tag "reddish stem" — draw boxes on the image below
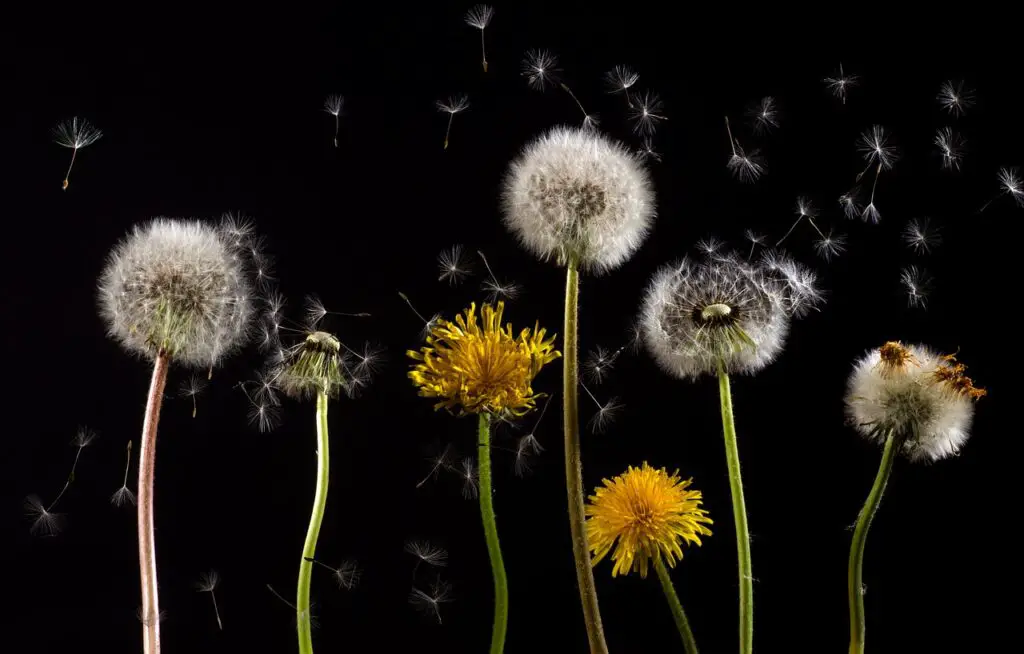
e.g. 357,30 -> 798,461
139,351 -> 169,653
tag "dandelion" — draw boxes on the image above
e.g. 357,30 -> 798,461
405,540 -> 449,575
266,584 -> 320,631
110,440 -> 136,508
979,166 -> 1024,212
744,229 -> 766,259
408,301 -> 559,653
522,50 -> 598,130
724,116 -> 765,183
437,94 -> 470,150
464,5 -> 494,72
459,457 -> 479,499
844,342 -> 985,653
397,291 -> 442,342
52,116 -> 103,190
813,230 -> 847,262
409,579 -> 453,624
437,244 -> 472,285
304,556 -> 362,590
584,345 -> 626,384
502,124 -> 655,653
934,127 -> 965,171
855,125 -> 899,223
324,94 -> 344,147
98,216 -> 257,654
580,380 -> 622,434
476,251 -> 521,304
629,90 -> 668,136
641,249 -> 822,654
605,64 -> 639,108
900,266 -> 933,309
776,196 -> 819,247
513,394 -> 552,477
937,80 -> 974,116
179,374 -> 208,418
903,218 -> 941,254
696,236 -> 723,256
25,426 -> 98,536
839,190 -> 863,220
196,570 -> 223,630
415,442 -> 455,488
637,137 -> 662,163
586,462 -> 712,650
824,62 -> 859,104
747,96 -> 779,134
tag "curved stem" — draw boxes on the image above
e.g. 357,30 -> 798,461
563,261 -> 609,654
139,351 -> 169,653
297,391 -> 331,654
477,413 -> 509,653
654,556 -> 699,654
717,361 -> 752,654
848,429 -> 898,654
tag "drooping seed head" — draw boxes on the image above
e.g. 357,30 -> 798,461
274,331 -> 347,401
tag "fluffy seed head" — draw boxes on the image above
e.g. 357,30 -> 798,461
845,342 -> 985,462
98,217 -> 255,367
501,126 -> 656,274
585,462 -> 712,578
641,250 -> 822,380
273,331 -> 348,400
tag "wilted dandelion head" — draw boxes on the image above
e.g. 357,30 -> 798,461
273,331 -> 347,400
845,342 -> 985,462
641,251 -> 821,380
98,217 -> 255,367
585,462 -> 712,579
501,126 -> 656,274
407,302 -> 560,418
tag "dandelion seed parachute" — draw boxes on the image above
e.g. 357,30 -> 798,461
501,126 -> 656,274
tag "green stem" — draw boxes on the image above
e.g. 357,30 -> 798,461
477,413 -> 509,654
717,361 -> 752,654
297,390 -> 331,654
653,556 -> 699,654
848,429 -> 898,654
563,261 -> 609,654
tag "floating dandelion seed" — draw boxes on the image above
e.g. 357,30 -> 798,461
813,230 -> 847,262
514,395 -> 551,477
637,137 -> 662,163
459,457 -> 479,499
934,127 -> 965,171
747,96 -> 779,134
855,126 -> 899,223
580,380 -> 622,434
266,584 -> 320,631
744,229 -> 766,259
26,426 -> 98,535
937,80 -> 975,117
900,266 -> 933,309
605,64 -> 639,108
903,218 -> 941,254
52,116 -> 103,190
629,90 -> 667,136
111,440 -> 136,508
979,166 -> 1024,212
397,291 -> 442,341
324,94 -> 345,147
584,345 -> 627,384
839,190 -> 863,220
405,540 -> 449,574
437,244 -> 472,285
464,5 -> 494,73
477,251 -> 521,303
776,196 -> 819,247
416,443 -> 454,488
179,374 -> 208,418
195,570 -> 223,630
304,556 -> 362,589
437,94 -> 470,150
521,48 -> 560,90
824,63 -> 859,104
696,236 -> 723,255
409,579 -> 453,624
724,116 -> 765,183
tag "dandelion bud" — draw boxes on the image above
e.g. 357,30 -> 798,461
98,218 -> 255,367
640,251 -> 821,380
845,342 -> 985,462
501,126 -> 656,274
275,331 -> 347,400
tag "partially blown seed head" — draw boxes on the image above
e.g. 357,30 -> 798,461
845,341 -> 985,462
501,126 -> 656,274
98,217 -> 256,367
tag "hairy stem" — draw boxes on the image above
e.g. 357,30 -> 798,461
717,360 -> 753,654
138,351 -> 169,654
477,413 -> 509,653
564,260 -> 609,654
297,390 -> 331,654
654,556 -> 699,654
848,429 -> 898,654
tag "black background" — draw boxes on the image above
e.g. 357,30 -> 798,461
2,7 -> 1016,653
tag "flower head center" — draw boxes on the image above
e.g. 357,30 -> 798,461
305,331 -> 341,355
563,180 -> 608,221
698,302 -> 734,324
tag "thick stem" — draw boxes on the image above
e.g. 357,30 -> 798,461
654,556 -> 699,654
477,413 -> 509,654
717,361 -> 753,654
297,391 -> 331,654
848,429 -> 898,654
563,261 -> 609,654
138,351 -> 169,654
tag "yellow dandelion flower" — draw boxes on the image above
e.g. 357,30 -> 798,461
586,462 -> 712,579
407,301 -> 561,417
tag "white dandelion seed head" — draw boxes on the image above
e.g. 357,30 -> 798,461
845,343 -> 976,462
727,149 -> 765,184
464,4 -> 494,29
857,125 -> 899,171
937,80 -> 975,117
52,116 -> 103,149
629,90 -> 666,136
934,127 -> 965,171
748,96 -> 779,133
436,94 -> 470,114
324,94 -> 345,116
839,190 -> 863,220
98,217 -> 256,368
501,126 -> 656,274
903,217 -> 941,254
900,265 -> 934,309
640,252 -> 805,380
604,65 -> 639,93
521,49 -> 561,90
